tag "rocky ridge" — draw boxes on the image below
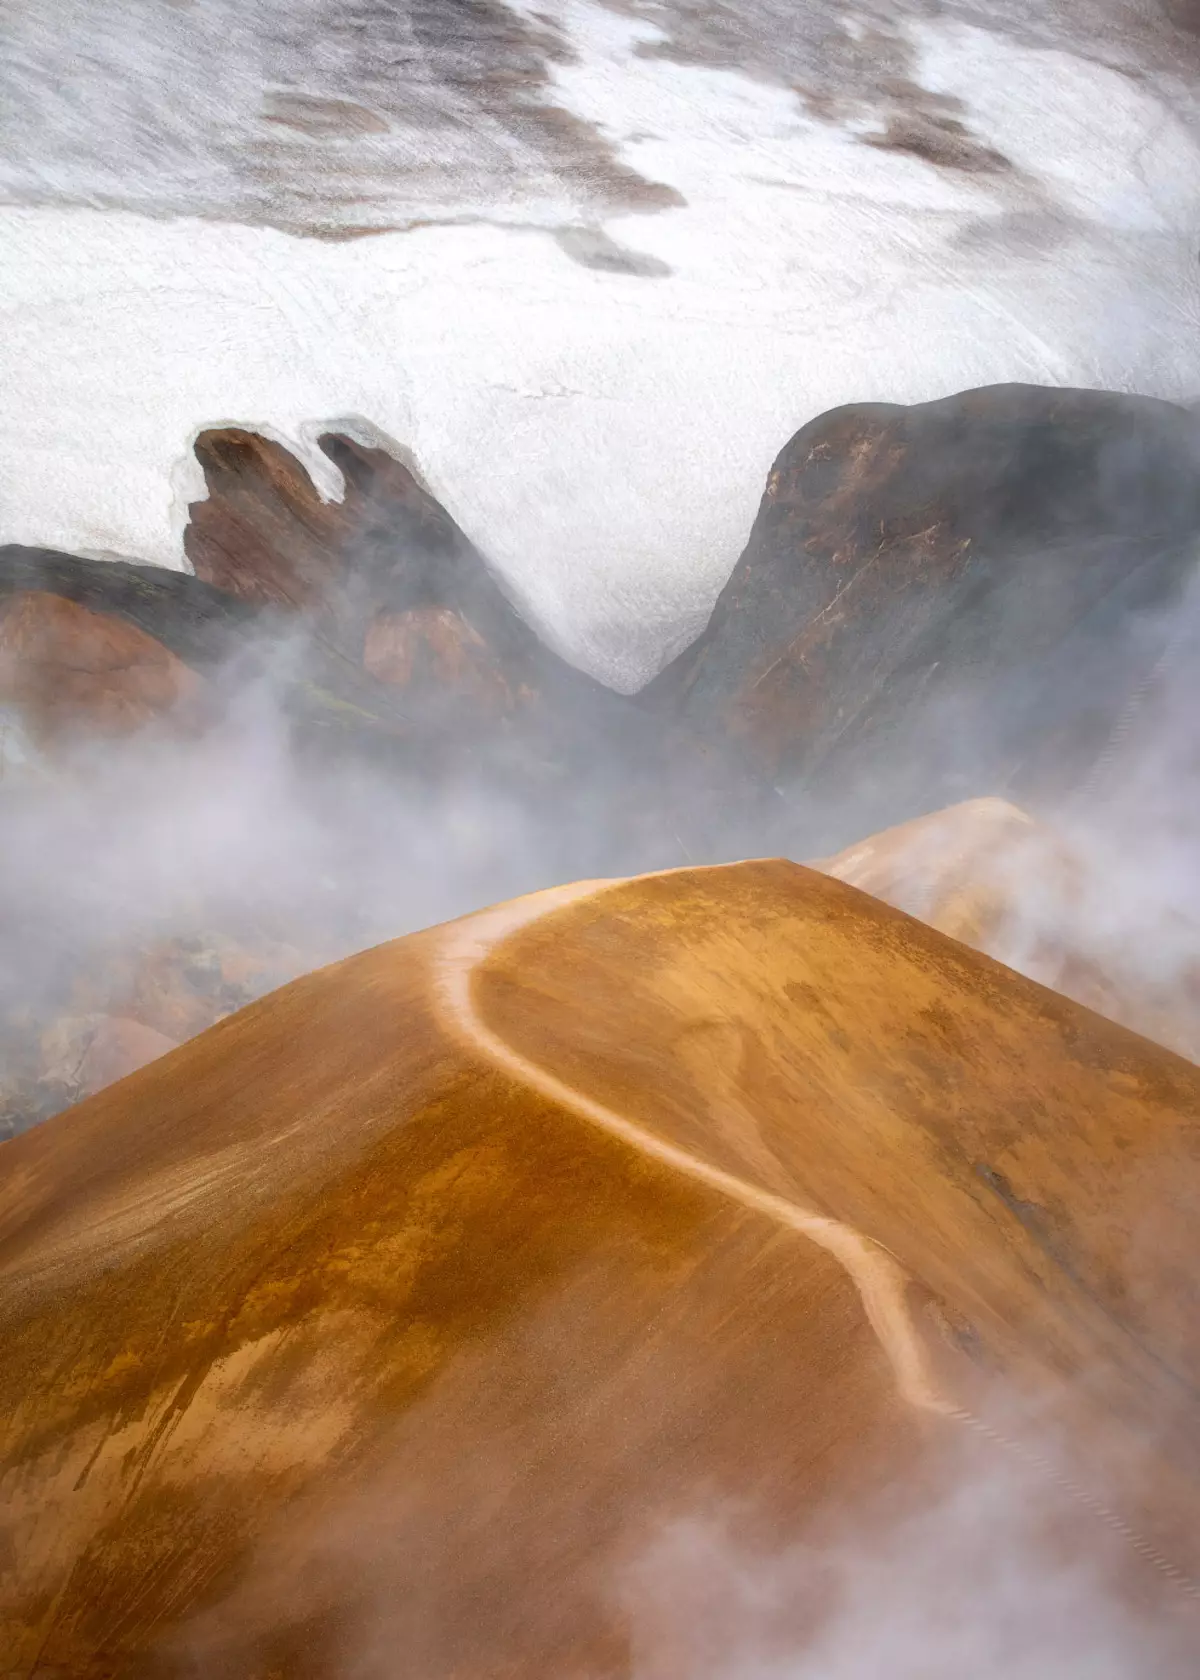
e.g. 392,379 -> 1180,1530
4,381 -> 1200,1131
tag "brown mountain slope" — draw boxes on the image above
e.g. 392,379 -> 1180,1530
0,544 -> 420,755
0,588 -> 208,740
2,862 -> 1200,1675
814,797 -> 1061,947
816,798 -> 1200,1062
650,385 -> 1200,848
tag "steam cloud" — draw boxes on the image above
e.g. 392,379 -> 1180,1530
618,1453 -> 1193,1679
5,475 -> 1200,1676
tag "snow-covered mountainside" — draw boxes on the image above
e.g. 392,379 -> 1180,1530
4,0 -> 1200,688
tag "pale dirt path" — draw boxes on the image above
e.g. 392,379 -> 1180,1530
430,869 -> 1200,1600
432,872 -> 955,1419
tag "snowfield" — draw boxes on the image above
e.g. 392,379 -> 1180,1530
4,1 -> 1200,689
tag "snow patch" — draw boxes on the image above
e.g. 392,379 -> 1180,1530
3,4 -> 1200,688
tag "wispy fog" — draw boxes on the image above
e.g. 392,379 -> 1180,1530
6,538 -> 1200,1133
617,1446 -> 1194,1680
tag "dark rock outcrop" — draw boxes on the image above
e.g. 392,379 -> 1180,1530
181,427 -> 782,854
185,428 -> 359,612
9,383 -> 1200,1137
185,428 -> 609,732
0,528 -> 775,1144
0,544 -> 266,674
651,385 -> 1200,850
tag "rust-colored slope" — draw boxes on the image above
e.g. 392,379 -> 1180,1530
0,590 -> 207,739
2,863 -> 1200,1675
817,798 -> 1200,1061
814,797 -> 1050,947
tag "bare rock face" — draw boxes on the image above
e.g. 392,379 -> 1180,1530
9,383 -> 1200,1155
361,605 -> 515,705
2,863 -> 1200,1673
3,443 -> 642,787
184,428 -> 351,612
653,385 -> 1200,849
185,429 -> 474,629
0,589 -> 206,739
0,545 -> 273,731
184,428 -> 603,730
179,426 -> 775,855
816,798 -> 1200,1062
20,384 -> 1200,862
0,544 -> 461,761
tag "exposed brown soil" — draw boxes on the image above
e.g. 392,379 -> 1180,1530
816,798 -> 1200,1061
2,862 -> 1199,1673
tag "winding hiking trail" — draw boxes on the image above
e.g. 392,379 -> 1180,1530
433,869 -> 1200,1602
5,856 -> 1200,1673
434,872 -> 951,1420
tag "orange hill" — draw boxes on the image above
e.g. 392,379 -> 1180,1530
817,797 -> 1200,1061
2,861 -> 1200,1675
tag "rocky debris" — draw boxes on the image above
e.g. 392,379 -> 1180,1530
816,797 -> 1200,1062
651,385 -> 1200,851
